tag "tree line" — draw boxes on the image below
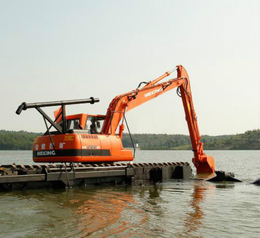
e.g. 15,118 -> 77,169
0,129 -> 259,150
122,129 -> 260,150
0,130 -> 41,150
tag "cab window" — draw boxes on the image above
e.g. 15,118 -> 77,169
85,116 -> 104,134
67,119 -> 82,130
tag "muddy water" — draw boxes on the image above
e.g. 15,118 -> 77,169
0,150 -> 259,238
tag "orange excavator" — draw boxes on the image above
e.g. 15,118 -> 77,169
16,65 -> 215,175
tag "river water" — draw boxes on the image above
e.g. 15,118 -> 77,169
0,150 -> 259,238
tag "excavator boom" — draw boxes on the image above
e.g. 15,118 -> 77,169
102,75 -> 186,135
102,65 -> 215,174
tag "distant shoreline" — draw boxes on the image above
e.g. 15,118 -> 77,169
0,129 -> 259,150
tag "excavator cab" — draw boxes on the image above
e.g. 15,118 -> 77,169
65,114 -> 105,134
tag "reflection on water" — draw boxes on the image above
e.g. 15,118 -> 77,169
184,184 -> 207,236
75,190 -> 148,237
183,183 -> 216,238
0,150 -> 260,237
0,181 -> 259,238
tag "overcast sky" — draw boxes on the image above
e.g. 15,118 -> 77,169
0,0 -> 259,135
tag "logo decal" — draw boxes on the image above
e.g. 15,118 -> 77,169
64,135 -> 74,141
36,150 -> 56,156
144,88 -> 163,98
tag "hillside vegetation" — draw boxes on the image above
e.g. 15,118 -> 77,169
122,130 -> 260,150
0,130 -> 41,150
0,129 -> 259,150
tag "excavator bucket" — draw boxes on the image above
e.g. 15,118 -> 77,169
194,155 -> 215,175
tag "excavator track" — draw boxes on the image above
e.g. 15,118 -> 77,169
0,162 -> 192,191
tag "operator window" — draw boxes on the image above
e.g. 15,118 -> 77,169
85,116 -> 105,134
67,119 -> 82,130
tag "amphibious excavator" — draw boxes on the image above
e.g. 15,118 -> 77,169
16,65 -> 215,175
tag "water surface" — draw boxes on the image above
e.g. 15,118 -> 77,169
0,150 -> 259,238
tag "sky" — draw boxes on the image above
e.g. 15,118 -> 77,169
0,0 -> 259,136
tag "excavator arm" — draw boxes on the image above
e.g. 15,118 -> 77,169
177,66 -> 215,175
102,65 -> 215,175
